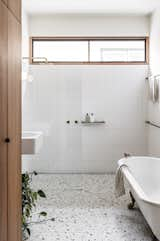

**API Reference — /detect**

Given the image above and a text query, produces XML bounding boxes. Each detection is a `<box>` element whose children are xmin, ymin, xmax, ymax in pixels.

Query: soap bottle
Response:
<box><xmin>85</xmin><ymin>113</ymin><xmax>90</xmax><ymax>122</ymax></box>
<box><xmin>90</xmin><ymin>113</ymin><xmax>95</xmax><ymax>122</ymax></box>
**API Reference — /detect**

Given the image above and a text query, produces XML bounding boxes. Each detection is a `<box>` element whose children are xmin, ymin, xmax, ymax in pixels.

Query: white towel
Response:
<box><xmin>147</xmin><ymin>76</ymin><xmax>155</xmax><ymax>102</ymax></box>
<box><xmin>115</xmin><ymin>164</ymin><xmax>128</xmax><ymax>198</ymax></box>
<box><xmin>154</xmin><ymin>77</ymin><xmax>159</xmax><ymax>103</ymax></box>
<box><xmin>147</xmin><ymin>75</ymin><xmax>160</xmax><ymax>103</ymax></box>
<box><xmin>154</xmin><ymin>76</ymin><xmax>160</xmax><ymax>103</ymax></box>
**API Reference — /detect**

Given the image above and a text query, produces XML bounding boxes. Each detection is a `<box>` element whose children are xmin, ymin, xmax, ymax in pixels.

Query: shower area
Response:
<box><xmin>21</xmin><ymin>13</ymin><xmax>149</xmax><ymax>174</ymax></box>
<box><xmin>22</xmin><ymin>64</ymin><xmax>148</xmax><ymax>174</ymax></box>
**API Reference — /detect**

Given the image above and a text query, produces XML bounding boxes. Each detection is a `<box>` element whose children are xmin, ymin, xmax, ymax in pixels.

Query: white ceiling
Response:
<box><xmin>23</xmin><ymin>0</ymin><xmax>160</xmax><ymax>15</ymax></box>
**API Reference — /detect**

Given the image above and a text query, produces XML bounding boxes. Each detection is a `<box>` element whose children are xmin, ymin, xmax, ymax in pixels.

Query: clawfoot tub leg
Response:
<box><xmin>152</xmin><ymin>235</ymin><xmax>159</xmax><ymax>241</ymax></box>
<box><xmin>152</xmin><ymin>234</ymin><xmax>159</xmax><ymax>241</ymax></box>
<box><xmin>128</xmin><ymin>191</ymin><xmax>135</xmax><ymax>210</ymax></box>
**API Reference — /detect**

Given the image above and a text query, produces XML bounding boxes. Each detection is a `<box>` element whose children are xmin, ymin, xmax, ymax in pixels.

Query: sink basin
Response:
<box><xmin>22</xmin><ymin>131</ymin><xmax>43</xmax><ymax>155</ymax></box>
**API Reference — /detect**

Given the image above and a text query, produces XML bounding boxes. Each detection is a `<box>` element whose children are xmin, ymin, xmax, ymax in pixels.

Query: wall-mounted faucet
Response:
<box><xmin>66</xmin><ymin>120</ymin><xmax>79</xmax><ymax>124</ymax></box>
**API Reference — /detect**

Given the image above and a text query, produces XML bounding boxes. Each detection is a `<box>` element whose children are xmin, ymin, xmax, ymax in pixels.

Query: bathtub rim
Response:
<box><xmin>118</xmin><ymin>156</ymin><xmax>160</xmax><ymax>207</ymax></box>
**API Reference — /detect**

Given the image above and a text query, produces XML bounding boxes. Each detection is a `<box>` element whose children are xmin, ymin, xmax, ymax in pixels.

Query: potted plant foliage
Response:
<box><xmin>22</xmin><ymin>171</ymin><xmax>47</xmax><ymax>240</ymax></box>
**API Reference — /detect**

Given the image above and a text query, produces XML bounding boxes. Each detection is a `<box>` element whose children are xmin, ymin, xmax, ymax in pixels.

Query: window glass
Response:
<box><xmin>33</xmin><ymin>40</ymin><xmax>88</xmax><ymax>62</ymax></box>
<box><xmin>90</xmin><ymin>40</ymin><xmax>145</xmax><ymax>62</ymax></box>
<box><xmin>32</xmin><ymin>38</ymin><xmax>147</xmax><ymax>63</ymax></box>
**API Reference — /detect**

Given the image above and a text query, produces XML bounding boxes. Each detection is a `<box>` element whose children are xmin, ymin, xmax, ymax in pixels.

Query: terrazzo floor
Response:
<box><xmin>28</xmin><ymin>174</ymin><xmax>154</xmax><ymax>241</ymax></box>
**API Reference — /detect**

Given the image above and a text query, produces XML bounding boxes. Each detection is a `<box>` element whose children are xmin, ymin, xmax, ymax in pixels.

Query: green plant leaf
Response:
<box><xmin>39</xmin><ymin>211</ymin><xmax>47</xmax><ymax>217</ymax></box>
<box><xmin>38</xmin><ymin>190</ymin><xmax>46</xmax><ymax>198</ymax></box>
<box><xmin>26</xmin><ymin>228</ymin><xmax>31</xmax><ymax>236</ymax></box>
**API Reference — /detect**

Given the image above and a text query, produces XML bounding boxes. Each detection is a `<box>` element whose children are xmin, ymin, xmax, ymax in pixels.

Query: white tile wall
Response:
<box><xmin>22</xmin><ymin>65</ymin><xmax>148</xmax><ymax>173</ymax></box>
<box><xmin>147</xmin><ymin>9</ymin><xmax>160</xmax><ymax>157</ymax></box>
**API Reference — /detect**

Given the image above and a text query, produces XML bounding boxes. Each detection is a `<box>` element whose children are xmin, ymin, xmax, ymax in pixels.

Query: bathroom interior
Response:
<box><xmin>22</xmin><ymin>0</ymin><xmax>160</xmax><ymax>240</ymax></box>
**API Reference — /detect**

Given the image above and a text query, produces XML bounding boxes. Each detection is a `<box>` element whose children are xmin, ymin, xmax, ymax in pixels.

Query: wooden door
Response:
<box><xmin>0</xmin><ymin>1</ymin><xmax>21</xmax><ymax>241</ymax></box>
<box><xmin>0</xmin><ymin>2</ymin><xmax>8</xmax><ymax>241</ymax></box>
<box><xmin>7</xmin><ymin>10</ymin><xmax>21</xmax><ymax>241</ymax></box>
<box><xmin>8</xmin><ymin>0</ymin><xmax>21</xmax><ymax>22</ymax></box>
<box><xmin>1</xmin><ymin>0</ymin><xmax>7</xmax><ymax>6</ymax></box>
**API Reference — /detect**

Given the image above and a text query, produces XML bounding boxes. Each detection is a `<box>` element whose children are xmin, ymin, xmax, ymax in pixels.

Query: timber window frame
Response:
<box><xmin>30</xmin><ymin>36</ymin><xmax>149</xmax><ymax>65</ymax></box>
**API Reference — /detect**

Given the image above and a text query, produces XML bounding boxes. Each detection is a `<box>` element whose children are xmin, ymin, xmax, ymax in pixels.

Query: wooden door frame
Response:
<box><xmin>0</xmin><ymin>0</ymin><xmax>22</xmax><ymax>241</ymax></box>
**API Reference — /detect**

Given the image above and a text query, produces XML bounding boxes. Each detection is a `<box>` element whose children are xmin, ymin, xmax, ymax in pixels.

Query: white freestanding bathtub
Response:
<box><xmin>119</xmin><ymin>156</ymin><xmax>160</xmax><ymax>240</ymax></box>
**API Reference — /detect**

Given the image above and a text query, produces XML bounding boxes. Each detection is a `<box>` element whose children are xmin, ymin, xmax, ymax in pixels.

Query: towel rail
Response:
<box><xmin>145</xmin><ymin>120</ymin><xmax>160</xmax><ymax>129</ymax></box>
<box><xmin>145</xmin><ymin>74</ymin><xmax>160</xmax><ymax>81</ymax></box>
<box><xmin>22</xmin><ymin>57</ymin><xmax>48</xmax><ymax>63</ymax></box>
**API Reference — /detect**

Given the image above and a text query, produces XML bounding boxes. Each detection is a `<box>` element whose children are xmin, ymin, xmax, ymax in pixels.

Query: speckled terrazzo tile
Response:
<box><xmin>28</xmin><ymin>174</ymin><xmax>153</xmax><ymax>241</ymax></box>
<box><xmin>31</xmin><ymin>174</ymin><xmax>129</xmax><ymax>209</ymax></box>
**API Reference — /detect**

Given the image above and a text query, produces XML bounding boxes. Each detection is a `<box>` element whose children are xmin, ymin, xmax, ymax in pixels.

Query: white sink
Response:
<box><xmin>22</xmin><ymin>131</ymin><xmax>43</xmax><ymax>155</ymax></box>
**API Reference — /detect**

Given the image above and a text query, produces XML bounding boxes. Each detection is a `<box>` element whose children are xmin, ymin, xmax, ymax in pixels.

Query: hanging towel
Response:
<box><xmin>158</xmin><ymin>79</ymin><xmax>160</xmax><ymax>104</ymax></box>
<box><xmin>154</xmin><ymin>77</ymin><xmax>159</xmax><ymax>103</ymax></box>
<box><xmin>115</xmin><ymin>164</ymin><xmax>128</xmax><ymax>198</ymax></box>
<box><xmin>154</xmin><ymin>76</ymin><xmax>160</xmax><ymax>103</ymax></box>
<box><xmin>147</xmin><ymin>76</ymin><xmax>155</xmax><ymax>103</ymax></box>
<box><xmin>147</xmin><ymin>75</ymin><xmax>160</xmax><ymax>103</ymax></box>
